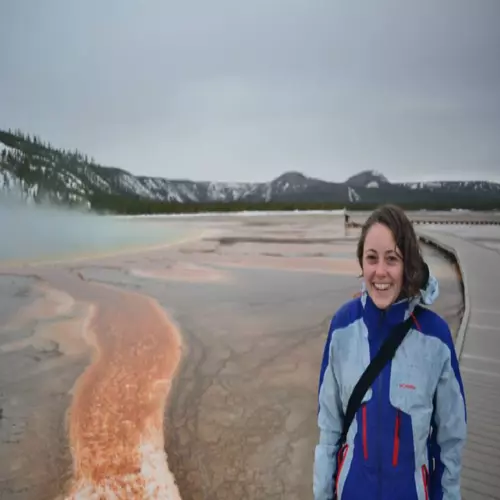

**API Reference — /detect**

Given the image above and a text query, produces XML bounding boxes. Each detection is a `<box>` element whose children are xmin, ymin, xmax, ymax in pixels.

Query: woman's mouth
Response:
<box><xmin>373</xmin><ymin>283</ymin><xmax>391</xmax><ymax>291</ymax></box>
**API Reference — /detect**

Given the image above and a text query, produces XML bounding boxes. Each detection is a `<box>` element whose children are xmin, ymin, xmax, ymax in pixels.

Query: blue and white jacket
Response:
<box><xmin>313</xmin><ymin>274</ymin><xmax>467</xmax><ymax>500</ymax></box>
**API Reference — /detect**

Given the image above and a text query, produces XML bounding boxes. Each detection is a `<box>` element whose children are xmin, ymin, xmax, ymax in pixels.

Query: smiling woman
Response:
<box><xmin>313</xmin><ymin>204</ymin><xmax>466</xmax><ymax>500</ymax></box>
<box><xmin>355</xmin><ymin>205</ymin><xmax>427</xmax><ymax>309</ymax></box>
<box><xmin>359</xmin><ymin>222</ymin><xmax>404</xmax><ymax>309</ymax></box>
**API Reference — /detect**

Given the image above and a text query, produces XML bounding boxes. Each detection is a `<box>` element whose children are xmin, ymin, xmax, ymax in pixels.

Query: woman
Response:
<box><xmin>313</xmin><ymin>205</ymin><xmax>467</xmax><ymax>500</ymax></box>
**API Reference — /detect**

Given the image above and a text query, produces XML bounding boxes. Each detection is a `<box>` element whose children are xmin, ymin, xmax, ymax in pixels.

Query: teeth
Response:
<box><xmin>374</xmin><ymin>283</ymin><xmax>390</xmax><ymax>291</ymax></box>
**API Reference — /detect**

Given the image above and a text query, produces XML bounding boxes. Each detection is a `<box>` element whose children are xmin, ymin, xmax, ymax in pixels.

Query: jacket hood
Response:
<box><xmin>419</xmin><ymin>269</ymin><xmax>439</xmax><ymax>305</ymax></box>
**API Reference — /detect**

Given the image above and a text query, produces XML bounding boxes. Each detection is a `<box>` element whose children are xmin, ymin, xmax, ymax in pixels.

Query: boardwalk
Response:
<box><xmin>347</xmin><ymin>210</ymin><xmax>500</xmax><ymax>229</ymax></box>
<box><xmin>418</xmin><ymin>226</ymin><xmax>500</xmax><ymax>500</ymax></box>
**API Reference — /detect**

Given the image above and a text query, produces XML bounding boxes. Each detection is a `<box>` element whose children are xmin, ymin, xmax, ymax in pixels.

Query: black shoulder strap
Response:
<box><xmin>338</xmin><ymin>307</ymin><xmax>421</xmax><ymax>447</ymax></box>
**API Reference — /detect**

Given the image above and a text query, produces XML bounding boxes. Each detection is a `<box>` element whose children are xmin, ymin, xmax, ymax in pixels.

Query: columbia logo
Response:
<box><xmin>399</xmin><ymin>383</ymin><xmax>416</xmax><ymax>390</ymax></box>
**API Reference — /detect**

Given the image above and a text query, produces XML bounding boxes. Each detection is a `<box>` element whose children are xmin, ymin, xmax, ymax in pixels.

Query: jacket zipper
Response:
<box><xmin>421</xmin><ymin>464</ymin><xmax>429</xmax><ymax>500</ymax></box>
<box><xmin>362</xmin><ymin>404</ymin><xmax>368</xmax><ymax>459</ymax></box>
<box><xmin>336</xmin><ymin>444</ymin><xmax>349</xmax><ymax>497</ymax></box>
<box><xmin>377</xmin><ymin>309</ymin><xmax>386</xmax><ymax>500</ymax></box>
<box><xmin>377</xmin><ymin>369</ymin><xmax>382</xmax><ymax>500</ymax></box>
<box><xmin>392</xmin><ymin>410</ymin><xmax>400</xmax><ymax>466</ymax></box>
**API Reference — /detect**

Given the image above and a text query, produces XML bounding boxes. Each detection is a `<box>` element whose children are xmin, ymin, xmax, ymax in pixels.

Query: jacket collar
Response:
<box><xmin>359</xmin><ymin>268</ymin><xmax>440</xmax><ymax>331</ymax></box>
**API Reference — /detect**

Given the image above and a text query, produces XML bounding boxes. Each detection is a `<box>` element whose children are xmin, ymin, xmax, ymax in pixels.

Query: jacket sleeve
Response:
<box><xmin>313</xmin><ymin>317</ymin><xmax>344</xmax><ymax>500</ymax></box>
<box><xmin>430</xmin><ymin>324</ymin><xmax>467</xmax><ymax>500</ymax></box>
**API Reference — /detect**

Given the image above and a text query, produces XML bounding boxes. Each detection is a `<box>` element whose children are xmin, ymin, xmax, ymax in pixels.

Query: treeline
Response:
<box><xmin>0</xmin><ymin>129</ymin><xmax>97</xmax><ymax>165</ymax></box>
<box><xmin>88</xmin><ymin>193</ymin><xmax>341</xmax><ymax>214</ymax></box>
<box><xmin>89</xmin><ymin>192</ymin><xmax>500</xmax><ymax>215</ymax></box>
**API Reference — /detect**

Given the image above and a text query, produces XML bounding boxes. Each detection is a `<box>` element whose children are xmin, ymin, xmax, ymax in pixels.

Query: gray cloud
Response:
<box><xmin>1</xmin><ymin>0</ymin><xmax>499</xmax><ymax>183</ymax></box>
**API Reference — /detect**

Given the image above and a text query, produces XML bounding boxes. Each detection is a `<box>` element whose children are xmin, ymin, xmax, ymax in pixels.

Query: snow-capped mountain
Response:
<box><xmin>346</xmin><ymin>170</ymin><xmax>390</xmax><ymax>189</ymax></box>
<box><xmin>403</xmin><ymin>180</ymin><xmax>500</xmax><ymax>194</ymax></box>
<box><xmin>1</xmin><ymin>130</ymin><xmax>499</xmax><ymax>210</ymax></box>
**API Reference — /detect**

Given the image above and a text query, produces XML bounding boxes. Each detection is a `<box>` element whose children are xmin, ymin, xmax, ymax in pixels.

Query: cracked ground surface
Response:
<box><xmin>0</xmin><ymin>213</ymin><xmax>463</xmax><ymax>500</ymax></box>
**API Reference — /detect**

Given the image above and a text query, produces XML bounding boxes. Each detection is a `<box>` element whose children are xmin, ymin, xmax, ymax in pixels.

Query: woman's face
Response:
<box><xmin>362</xmin><ymin>223</ymin><xmax>404</xmax><ymax>309</ymax></box>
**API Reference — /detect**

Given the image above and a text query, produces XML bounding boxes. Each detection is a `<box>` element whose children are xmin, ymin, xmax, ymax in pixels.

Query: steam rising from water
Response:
<box><xmin>0</xmin><ymin>195</ymin><xmax>186</xmax><ymax>263</ymax></box>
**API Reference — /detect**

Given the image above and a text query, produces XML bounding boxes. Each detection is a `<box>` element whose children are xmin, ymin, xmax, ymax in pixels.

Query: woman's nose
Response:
<box><xmin>375</xmin><ymin>262</ymin><xmax>387</xmax><ymax>276</ymax></box>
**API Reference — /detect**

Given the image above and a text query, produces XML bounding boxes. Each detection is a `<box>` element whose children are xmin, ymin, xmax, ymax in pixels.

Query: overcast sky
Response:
<box><xmin>1</xmin><ymin>1</ymin><xmax>499</xmax><ymax>183</ymax></box>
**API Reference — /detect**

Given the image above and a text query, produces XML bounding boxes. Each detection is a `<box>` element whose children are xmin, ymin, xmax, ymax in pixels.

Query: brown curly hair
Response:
<box><xmin>356</xmin><ymin>204</ymin><xmax>426</xmax><ymax>299</ymax></box>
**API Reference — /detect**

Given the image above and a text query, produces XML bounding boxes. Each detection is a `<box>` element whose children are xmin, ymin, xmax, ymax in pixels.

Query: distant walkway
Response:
<box><xmin>418</xmin><ymin>228</ymin><xmax>500</xmax><ymax>500</ymax></box>
<box><xmin>346</xmin><ymin>210</ymin><xmax>500</xmax><ymax>228</ymax></box>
